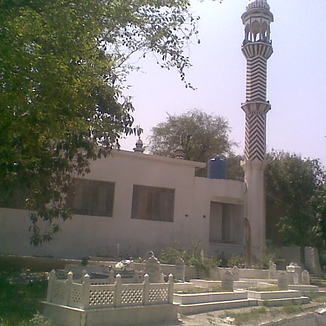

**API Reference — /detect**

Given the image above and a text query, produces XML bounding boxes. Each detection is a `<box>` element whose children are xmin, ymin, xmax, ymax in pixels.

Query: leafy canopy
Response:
<box><xmin>149</xmin><ymin>109</ymin><xmax>235</xmax><ymax>162</ymax></box>
<box><xmin>265</xmin><ymin>151</ymin><xmax>326</xmax><ymax>248</ymax></box>
<box><xmin>0</xmin><ymin>0</ymin><xmax>200</xmax><ymax>244</ymax></box>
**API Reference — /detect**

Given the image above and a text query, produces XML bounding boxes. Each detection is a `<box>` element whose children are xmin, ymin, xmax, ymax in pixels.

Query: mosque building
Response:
<box><xmin>0</xmin><ymin>0</ymin><xmax>274</xmax><ymax>261</ymax></box>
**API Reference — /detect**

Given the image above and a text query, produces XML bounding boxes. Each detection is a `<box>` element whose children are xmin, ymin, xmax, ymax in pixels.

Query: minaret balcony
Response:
<box><xmin>242</xmin><ymin>42</ymin><xmax>273</xmax><ymax>59</ymax></box>
<box><xmin>241</xmin><ymin>101</ymin><xmax>271</xmax><ymax>115</ymax></box>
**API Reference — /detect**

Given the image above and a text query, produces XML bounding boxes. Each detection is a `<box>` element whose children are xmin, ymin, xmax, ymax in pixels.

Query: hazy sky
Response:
<box><xmin>121</xmin><ymin>0</ymin><xmax>326</xmax><ymax>164</ymax></box>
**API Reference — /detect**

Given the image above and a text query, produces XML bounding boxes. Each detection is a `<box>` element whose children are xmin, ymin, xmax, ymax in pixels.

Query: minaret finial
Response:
<box><xmin>247</xmin><ymin>0</ymin><xmax>270</xmax><ymax>11</ymax></box>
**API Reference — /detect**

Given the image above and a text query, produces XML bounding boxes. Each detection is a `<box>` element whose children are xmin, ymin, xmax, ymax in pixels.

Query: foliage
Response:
<box><xmin>159</xmin><ymin>243</ymin><xmax>221</xmax><ymax>276</ymax></box>
<box><xmin>214</xmin><ymin>253</ymin><xmax>228</xmax><ymax>267</ymax></box>
<box><xmin>320</xmin><ymin>250</ymin><xmax>326</xmax><ymax>271</ymax></box>
<box><xmin>282</xmin><ymin>304</ymin><xmax>304</xmax><ymax>315</ymax></box>
<box><xmin>160</xmin><ymin>246</ymin><xmax>189</xmax><ymax>264</ymax></box>
<box><xmin>149</xmin><ymin>109</ymin><xmax>235</xmax><ymax>162</ymax></box>
<box><xmin>29</xmin><ymin>313</ymin><xmax>52</xmax><ymax>326</ymax></box>
<box><xmin>227</xmin><ymin>255</ymin><xmax>245</xmax><ymax>268</ymax></box>
<box><xmin>312</xmin><ymin>183</ymin><xmax>326</xmax><ymax>247</ymax></box>
<box><xmin>133</xmin><ymin>257</ymin><xmax>145</xmax><ymax>264</ymax></box>
<box><xmin>0</xmin><ymin>271</ymin><xmax>49</xmax><ymax>326</ymax></box>
<box><xmin>226</xmin><ymin>154</ymin><xmax>244</xmax><ymax>181</ymax></box>
<box><xmin>252</xmin><ymin>251</ymin><xmax>278</xmax><ymax>269</ymax></box>
<box><xmin>0</xmin><ymin>0</ymin><xmax>200</xmax><ymax>244</ymax></box>
<box><xmin>227</xmin><ymin>250</ymin><xmax>278</xmax><ymax>269</ymax></box>
<box><xmin>265</xmin><ymin>151</ymin><xmax>326</xmax><ymax>249</ymax></box>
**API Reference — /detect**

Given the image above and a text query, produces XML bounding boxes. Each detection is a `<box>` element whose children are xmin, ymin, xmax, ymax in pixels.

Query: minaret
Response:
<box><xmin>241</xmin><ymin>0</ymin><xmax>273</xmax><ymax>259</ymax></box>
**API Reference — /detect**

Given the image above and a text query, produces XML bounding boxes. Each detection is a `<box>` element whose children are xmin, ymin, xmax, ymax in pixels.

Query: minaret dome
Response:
<box><xmin>247</xmin><ymin>0</ymin><xmax>270</xmax><ymax>10</ymax></box>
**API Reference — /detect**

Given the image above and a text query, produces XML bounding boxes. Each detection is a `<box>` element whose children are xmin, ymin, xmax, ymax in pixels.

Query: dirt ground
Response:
<box><xmin>176</xmin><ymin>302</ymin><xmax>325</xmax><ymax>326</ymax></box>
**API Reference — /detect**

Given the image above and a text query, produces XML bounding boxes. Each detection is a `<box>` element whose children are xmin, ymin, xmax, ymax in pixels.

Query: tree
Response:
<box><xmin>149</xmin><ymin>109</ymin><xmax>236</xmax><ymax>162</ymax></box>
<box><xmin>0</xmin><ymin>0</ymin><xmax>200</xmax><ymax>244</ymax></box>
<box><xmin>312</xmin><ymin>183</ymin><xmax>326</xmax><ymax>246</ymax></box>
<box><xmin>265</xmin><ymin>151</ymin><xmax>325</xmax><ymax>256</ymax></box>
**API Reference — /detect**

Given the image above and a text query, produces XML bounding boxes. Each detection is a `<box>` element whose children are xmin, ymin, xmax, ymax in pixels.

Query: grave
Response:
<box><xmin>221</xmin><ymin>271</ymin><xmax>234</xmax><ymax>292</ymax></box>
<box><xmin>278</xmin><ymin>271</ymin><xmax>289</xmax><ymax>290</ymax></box>
<box><xmin>247</xmin><ymin>290</ymin><xmax>309</xmax><ymax>306</ymax></box>
<box><xmin>144</xmin><ymin>251</ymin><xmax>162</xmax><ymax>283</ymax></box>
<box><xmin>286</xmin><ymin>263</ymin><xmax>302</xmax><ymax>284</ymax></box>
<box><xmin>175</xmin><ymin>257</ymin><xmax>185</xmax><ymax>282</ymax></box>
<box><xmin>43</xmin><ymin>270</ymin><xmax>177</xmax><ymax>326</ymax></box>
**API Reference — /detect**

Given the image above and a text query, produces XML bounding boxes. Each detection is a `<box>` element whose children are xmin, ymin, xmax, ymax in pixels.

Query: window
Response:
<box><xmin>209</xmin><ymin>202</ymin><xmax>241</xmax><ymax>243</ymax></box>
<box><xmin>131</xmin><ymin>185</ymin><xmax>175</xmax><ymax>222</ymax></box>
<box><xmin>70</xmin><ymin>179</ymin><xmax>115</xmax><ymax>217</ymax></box>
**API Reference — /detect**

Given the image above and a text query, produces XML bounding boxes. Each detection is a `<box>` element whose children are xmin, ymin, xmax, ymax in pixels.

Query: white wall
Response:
<box><xmin>0</xmin><ymin>150</ymin><xmax>245</xmax><ymax>258</ymax></box>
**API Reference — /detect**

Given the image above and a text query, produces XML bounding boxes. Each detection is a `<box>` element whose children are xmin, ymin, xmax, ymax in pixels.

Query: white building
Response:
<box><xmin>0</xmin><ymin>150</ymin><xmax>245</xmax><ymax>258</ymax></box>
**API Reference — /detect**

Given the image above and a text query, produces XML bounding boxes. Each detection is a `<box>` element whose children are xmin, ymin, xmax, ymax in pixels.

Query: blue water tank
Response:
<box><xmin>207</xmin><ymin>157</ymin><xmax>227</xmax><ymax>179</ymax></box>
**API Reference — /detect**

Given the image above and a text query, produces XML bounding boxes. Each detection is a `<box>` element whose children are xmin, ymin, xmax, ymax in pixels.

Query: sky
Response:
<box><xmin>120</xmin><ymin>0</ymin><xmax>326</xmax><ymax>164</ymax></box>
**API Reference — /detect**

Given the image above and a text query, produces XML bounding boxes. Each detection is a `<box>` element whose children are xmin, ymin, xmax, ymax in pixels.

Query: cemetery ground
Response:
<box><xmin>0</xmin><ymin>256</ymin><xmax>326</xmax><ymax>326</ymax></box>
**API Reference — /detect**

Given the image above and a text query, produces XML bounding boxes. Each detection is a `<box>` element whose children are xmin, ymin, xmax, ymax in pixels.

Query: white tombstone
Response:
<box><xmin>145</xmin><ymin>251</ymin><xmax>161</xmax><ymax>283</ymax></box>
<box><xmin>175</xmin><ymin>257</ymin><xmax>185</xmax><ymax>282</ymax></box>
<box><xmin>232</xmin><ymin>266</ymin><xmax>240</xmax><ymax>281</ymax></box>
<box><xmin>278</xmin><ymin>271</ymin><xmax>289</xmax><ymax>290</ymax></box>
<box><xmin>302</xmin><ymin>270</ymin><xmax>310</xmax><ymax>285</ymax></box>
<box><xmin>292</xmin><ymin>272</ymin><xmax>299</xmax><ymax>285</ymax></box>
<box><xmin>268</xmin><ymin>261</ymin><xmax>277</xmax><ymax>279</ymax></box>
<box><xmin>108</xmin><ymin>269</ymin><xmax>115</xmax><ymax>283</ymax></box>
<box><xmin>286</xmin><ymin>263</ymin><xmax>302</xmax><ymax>284</ymax></box>
<box><xmin>222</xmin><ymin>271</ymin><xmax>234</xmax><ymax>291</ymax></box>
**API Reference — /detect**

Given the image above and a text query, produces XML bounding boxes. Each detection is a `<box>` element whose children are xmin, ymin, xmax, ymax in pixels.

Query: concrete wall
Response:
<box><xmin>0</xmin><ymin>150</ymin><xmax>245</xmax><ymax>258</ymax></box>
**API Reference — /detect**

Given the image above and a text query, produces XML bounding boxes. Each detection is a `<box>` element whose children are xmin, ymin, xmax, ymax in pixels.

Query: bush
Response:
<box><xmin>0</xmin><ymin>271</ymin><xmax>48</xmax><ymax>325</ymax></box>
<box><xmin>159</xmin><ymin>247</ymin><xmax>188</xmax><ymax>264</ymax></box>
<box><xmin>319</xmin><ymin>250</ymin><xmax>326</xmax><ymax>271</ymax></box>
<box><xmin>160</xmin><ymin>243</ymin><xmax>222</xmax><ymax>277</ymax></box>
<box><xmin>227</xmin><ymin>255</ymin><xmax>245</xmax><ymax>268</ymax></box>
<box><xmin>253</xmin><ymin>252</ymin><xmax>278</xmax><ymax>269</ymax></box>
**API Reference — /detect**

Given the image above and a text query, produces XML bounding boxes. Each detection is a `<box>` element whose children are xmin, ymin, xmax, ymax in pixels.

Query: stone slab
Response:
<box><xmin>174</xmin><ymin>291</ymin><xmax>247</xmax><ymax>305</ymax></box>
<box><xmin>248</xmin><ymin>290</ymin><xmax>302</xmax><ymax>300</ymax></box>
<box><xmin>43</xmin><ymin>302</ymin><xmax>178</xmax><ymax>326</ymax></box>
<box><xmin>288</xmin><ymin>285</ymin><xmax>319</xmax><ymax>293</ymax></box>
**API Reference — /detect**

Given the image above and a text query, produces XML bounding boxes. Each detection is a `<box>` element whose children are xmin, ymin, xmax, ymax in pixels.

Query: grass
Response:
<box><xmin>306</xmin><ymin>291</ymin><xmax>326</xmax><ymax>302</ymax></box>
<box><xmin>0</xmin><ymin>271</ymin><xmax>54</xmax><ymax>326</ymax></box>
<box><xmin>282</xmin><ymin>304</ymin><xmax>304</xmax><ymax>314</ymax></box>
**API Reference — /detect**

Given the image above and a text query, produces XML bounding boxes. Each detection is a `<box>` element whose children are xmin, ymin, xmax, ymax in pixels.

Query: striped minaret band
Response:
<box><xmin>242</xmin><ymin>43</ymin><xmax>273</xmax><ymax>103</ymax></box>
<box><xmin>242</xmin><ymin>102</ymin><xmax>270</xmax><ymax>161</ymax></box>
<box><xmin>242</xmin><ymin>41</ymin><xmax>272</xmax><ymax>162</ymax></box>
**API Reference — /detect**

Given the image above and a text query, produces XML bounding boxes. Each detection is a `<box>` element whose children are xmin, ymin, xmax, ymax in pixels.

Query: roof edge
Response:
<box><xmin>110</xmin><ymin>149</ymin><xmax>206</xmax><ymax>168</ymax></box>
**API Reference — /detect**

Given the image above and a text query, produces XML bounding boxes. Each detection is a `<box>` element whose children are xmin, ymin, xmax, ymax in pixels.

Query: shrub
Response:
<box><xmin>227</xmin><ymin>255</ymin><xmax>245</xmax><ymax>268</ymax></box>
